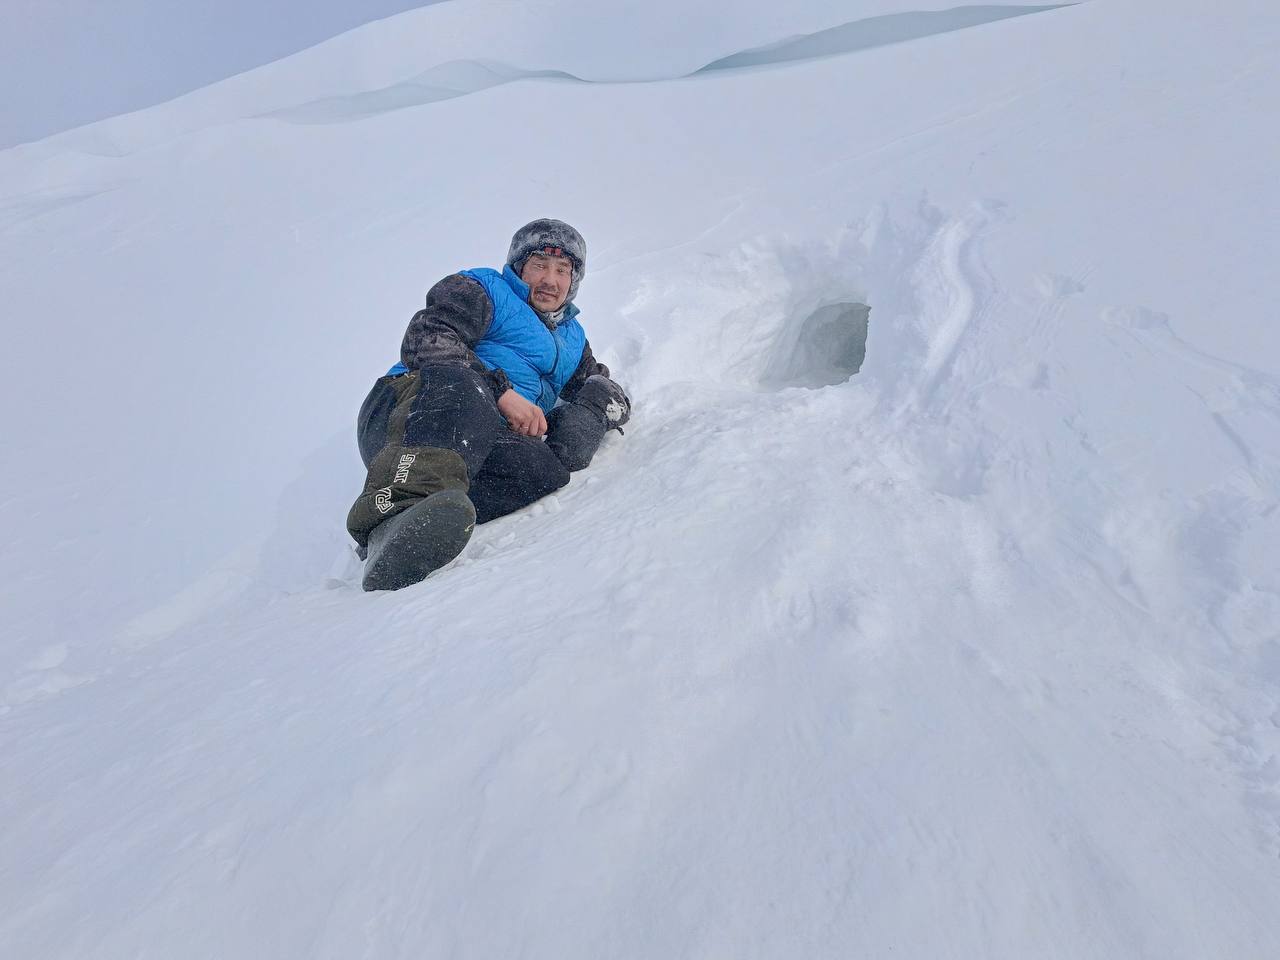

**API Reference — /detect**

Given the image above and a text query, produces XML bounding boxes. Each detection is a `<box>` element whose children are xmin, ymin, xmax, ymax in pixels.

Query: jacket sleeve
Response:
<box><xmin>558</xmin><ymin>339</ymin><xmax>613</xmax><ymax>402</ymax></box>
<box><xmin>400</xmin><ymin>273</ymin><xmax>512</xmax><ymax>397</ymax></box>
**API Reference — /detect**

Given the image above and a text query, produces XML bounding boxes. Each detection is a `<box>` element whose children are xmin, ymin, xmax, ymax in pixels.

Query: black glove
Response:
<box><xmin>578</xmin><ymin>375</ymin><xmax>631</xmax><ymax>431</ymax></box>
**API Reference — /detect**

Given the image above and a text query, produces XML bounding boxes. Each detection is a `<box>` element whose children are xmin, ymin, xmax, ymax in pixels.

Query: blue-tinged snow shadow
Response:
<box><xmin>696</xmin><ymin>5</ymin><xmax>1073</xmax><ymax>74</ymax></box>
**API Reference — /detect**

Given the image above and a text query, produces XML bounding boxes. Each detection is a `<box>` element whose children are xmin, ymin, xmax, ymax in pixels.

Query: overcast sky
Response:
<box><xmin>0</xmin><ymin>0</ymin><xmax>444</xmax><ymax>149</ymax></box>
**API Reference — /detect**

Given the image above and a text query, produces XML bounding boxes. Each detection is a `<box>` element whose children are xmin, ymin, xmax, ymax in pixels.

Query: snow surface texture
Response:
<box><xmin>3</xmin><ymin>0</ymin><xmax>1280</xmax><ymax>957</ymax></box>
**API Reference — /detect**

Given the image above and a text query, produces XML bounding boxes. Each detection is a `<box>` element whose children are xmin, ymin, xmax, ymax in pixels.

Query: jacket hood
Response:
<box><xmin>504</xmin><ymin>218</ymin><xmax>587</xmax><ymax>309</ymax></box>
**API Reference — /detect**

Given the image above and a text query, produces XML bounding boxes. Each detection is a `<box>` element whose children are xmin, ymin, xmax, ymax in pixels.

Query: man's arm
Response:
<box><xmin>558</xmin><ymin>340</ymin><xmax>612</xmax><ymax>402</ymax></box>
<box><xmin>400</xmin><ymin>274</ymin><xmax>512</xmax><ymax>397</ymax></box>
<box><xmin>560</xmin><ymin>340</ymin><xmax>629</xmax><ymax>430</ymax></box>
<box><xmin>542</xmin><ymin>339</ymin><xmax>630</xmax><ymax>471</ymax></box>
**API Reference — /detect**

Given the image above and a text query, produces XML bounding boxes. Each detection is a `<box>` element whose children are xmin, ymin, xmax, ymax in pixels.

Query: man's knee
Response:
<box><xmin>500</xmin><ymin>435</ymin><xmax>571</xmax><ymax>495</ymax></box>
<box><xmin>545</xmin><ymin>405</ymin><xmax>601</xmax><ymax>472</ymax></box>
<box><xmin>519</xmin><ymin>449</ymin><xmax>570</xmax><ymax>507</ymax></box>
<box><xmin>404</xmin><ymin>364</ymin><xmax>504</xmax><ymax>475</ymax></box>
<box><xmin>469</xmin><ymin>436</ymin><xmax>569</xmax><ymax>524</ymax></box>
<box><xmin>356</xmin><ymin>376</ymin><xmax>407</xmax><ymax>468</ymax></box>
<box><xmin>538</xmin><ymin>446</ymin><xmax>572</xmax><ymax>493</ymax></box>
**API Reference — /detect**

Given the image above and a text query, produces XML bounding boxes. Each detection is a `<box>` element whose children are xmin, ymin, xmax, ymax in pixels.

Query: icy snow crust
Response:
<box><xmin>3</xmin><ymin>0</ymin><xmax>1280</xmax><ymax>956</ymax></box>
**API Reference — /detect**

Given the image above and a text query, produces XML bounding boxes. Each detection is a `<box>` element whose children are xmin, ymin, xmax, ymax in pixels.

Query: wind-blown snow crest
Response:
<box><xmin>3</xmin><ymin>0</ymin><xmax>1280</xmax><ymax>957</ymax></box>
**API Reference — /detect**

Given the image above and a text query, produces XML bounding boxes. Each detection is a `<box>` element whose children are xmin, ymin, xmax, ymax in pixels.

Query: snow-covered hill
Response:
<box><xmin>3</xmin><ymin>1</ymin><xmax>1279</xmax><ymax>956</ymax></box>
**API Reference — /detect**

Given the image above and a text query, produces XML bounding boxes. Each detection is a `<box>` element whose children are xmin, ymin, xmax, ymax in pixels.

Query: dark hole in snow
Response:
<box><xmin>763</xmin><ymin>301</ymin><xmax>870</xmax><ymax>389</ymax></box>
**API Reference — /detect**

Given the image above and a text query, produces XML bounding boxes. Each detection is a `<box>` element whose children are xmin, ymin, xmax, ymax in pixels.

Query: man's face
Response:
<box><xmin>520</xmin><ymin>252</ymin><xmax>574</xmax><ymax>313</ymax></box>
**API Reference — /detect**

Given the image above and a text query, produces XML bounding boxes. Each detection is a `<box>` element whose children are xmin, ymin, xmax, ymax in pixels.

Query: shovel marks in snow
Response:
<box><xmin>905</xmin><ymin>202</ymin><xmax>1006</xmax><ymax>412</ymax></box>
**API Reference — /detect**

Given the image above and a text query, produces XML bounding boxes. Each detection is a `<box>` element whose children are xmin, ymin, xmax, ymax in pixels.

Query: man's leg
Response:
<box><xmin>545</xmin><ymin>375</ymin><xmax>630</xmax><ymax>472</ymax></box>
<box><xmin>347</xmin><ymin>364</ymin><xmax>503</xmax><ymax>552</ymax></box>
<box><xmin>468</xmin><ymin>433</ymin><xmax>571</xmax><ymax>525</ymax></box>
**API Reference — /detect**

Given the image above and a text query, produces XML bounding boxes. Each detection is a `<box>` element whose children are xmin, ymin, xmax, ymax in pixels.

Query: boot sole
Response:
<box><xmin>361</xmin><ymin>489</ymin><xmax>476</xmax><ymax>592</ymax></box>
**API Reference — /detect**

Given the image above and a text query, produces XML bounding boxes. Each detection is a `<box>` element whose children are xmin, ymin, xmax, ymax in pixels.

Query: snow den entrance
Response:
<box><xmin>763</xmin><ymin>301</ymin><xmax>870</xmax><ymax>389</ymax></box>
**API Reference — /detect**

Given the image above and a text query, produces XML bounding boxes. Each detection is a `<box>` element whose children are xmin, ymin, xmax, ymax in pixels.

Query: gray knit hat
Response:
<box><xmin>506</xmin><ymin>218</ymin><xmax>587</xmax><ymax>306</ymax></box>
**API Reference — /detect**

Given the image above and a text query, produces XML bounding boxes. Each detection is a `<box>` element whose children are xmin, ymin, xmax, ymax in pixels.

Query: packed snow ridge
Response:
<box><xmin>2</xmin><ymin>0</ymin><xmax>1279</xmax><ymax>958</ymax></box>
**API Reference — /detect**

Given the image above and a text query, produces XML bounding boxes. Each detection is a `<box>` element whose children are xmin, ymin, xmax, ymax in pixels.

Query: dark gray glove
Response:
<box><xmin>544</xmin><ymin>376</ymin><xmax>631</xmax><ymax>471</ymax></box>
<box><xmin>583</xmin><ymin>375</ymin><xmax>631</xmax><ymax>431</ymax></box>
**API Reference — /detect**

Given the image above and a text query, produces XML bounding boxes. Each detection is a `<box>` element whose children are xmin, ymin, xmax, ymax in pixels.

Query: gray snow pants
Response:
<box><xmin>346</xmin><ymin>365</ymin><xmax>623</xmax><ymax>549</ymax></box>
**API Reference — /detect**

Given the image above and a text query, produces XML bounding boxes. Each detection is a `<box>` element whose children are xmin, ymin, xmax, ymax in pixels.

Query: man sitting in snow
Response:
<box><xmin>347</xmin><ymin>219</ymin><xmax>630</xmax><ymax>591</ymax></box>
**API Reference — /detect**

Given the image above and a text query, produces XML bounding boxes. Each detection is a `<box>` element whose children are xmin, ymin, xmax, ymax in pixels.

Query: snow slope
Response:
<box><xmin>3</xmin><ymin>1</ymin><xmax>1280</xmax><ymax>956</ymax></box>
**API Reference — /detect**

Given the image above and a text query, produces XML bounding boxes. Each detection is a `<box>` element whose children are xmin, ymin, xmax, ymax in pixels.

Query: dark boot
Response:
<box><xmin>361</xmin><ymin>489</ymin><xmax>477</xmax><ymax>591</ymax></box>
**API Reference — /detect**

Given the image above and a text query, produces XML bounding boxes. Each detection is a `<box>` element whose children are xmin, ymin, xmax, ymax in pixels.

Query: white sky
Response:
<box><xmin>0</xmin><ymin>0</ymin><xmax>444</xmax><ymax>149</ymax></box>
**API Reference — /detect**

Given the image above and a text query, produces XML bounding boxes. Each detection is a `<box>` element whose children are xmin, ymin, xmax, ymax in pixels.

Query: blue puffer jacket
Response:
<box><xmin>387</xmin><ymin>266</ymin><xmax>587</xmax><ymax>413</ymax></box>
